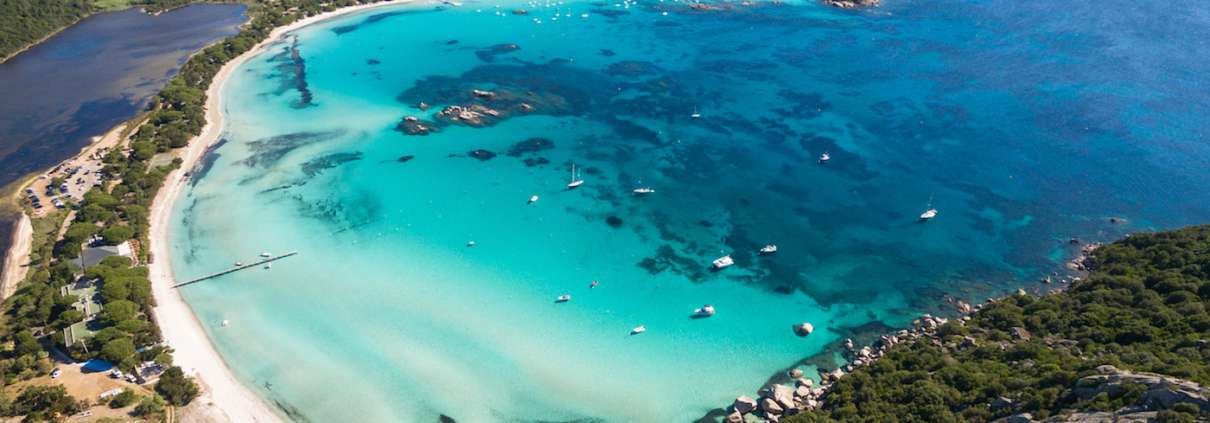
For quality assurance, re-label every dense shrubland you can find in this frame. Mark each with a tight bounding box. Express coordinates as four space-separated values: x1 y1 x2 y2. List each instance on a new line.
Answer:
787 226 1210 422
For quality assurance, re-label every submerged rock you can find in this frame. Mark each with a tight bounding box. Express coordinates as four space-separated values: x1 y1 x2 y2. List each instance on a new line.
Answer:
606 216 623 227
475 43 521 62
506 137 555 156
522 157 549 167
467 149 496 161
396 155 415 163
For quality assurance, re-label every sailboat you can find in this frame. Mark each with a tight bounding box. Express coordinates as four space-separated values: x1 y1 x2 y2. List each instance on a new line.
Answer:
567 163 584 189
690 105 701 119
633 181 655 195
919 195 938 221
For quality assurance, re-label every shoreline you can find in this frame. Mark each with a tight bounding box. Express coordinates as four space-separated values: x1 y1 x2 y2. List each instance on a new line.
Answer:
145 1 415 422
0 119 138 301
0 213 32 300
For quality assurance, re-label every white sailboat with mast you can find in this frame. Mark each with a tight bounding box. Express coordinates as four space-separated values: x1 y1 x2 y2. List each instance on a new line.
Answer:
919 195 938 221
567 163 584 189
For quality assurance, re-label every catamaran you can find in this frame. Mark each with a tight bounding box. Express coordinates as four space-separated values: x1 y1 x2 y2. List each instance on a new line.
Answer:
567 163 584 189
712 255 734 269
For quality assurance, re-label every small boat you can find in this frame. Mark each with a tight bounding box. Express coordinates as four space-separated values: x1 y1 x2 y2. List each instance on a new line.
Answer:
819 152 830 163
692 304 716 318
712 255 734 269
919 208 938 221
919 195 937 221
264 263 272 270
630 324 646 335
633 187 655 195
759 244 778 255
260 252 272 258
590 280 599 288
528 195 539 204
467 240 477 247
567 163 584 189
234 261 243 267
221 320 229 327
555 294 572 303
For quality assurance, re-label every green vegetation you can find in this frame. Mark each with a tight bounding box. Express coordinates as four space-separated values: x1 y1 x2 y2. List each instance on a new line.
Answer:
1 1 393 419
1 384 84 420
107 388 138 408
787 226 1210 422
0 0 92 61
154 366 198 406
0 0 226 63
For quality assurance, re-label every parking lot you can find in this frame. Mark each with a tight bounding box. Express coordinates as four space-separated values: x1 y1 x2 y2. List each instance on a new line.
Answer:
21 123 128 218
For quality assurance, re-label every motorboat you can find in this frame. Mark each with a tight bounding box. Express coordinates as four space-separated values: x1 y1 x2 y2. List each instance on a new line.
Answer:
529 195 539 204
555 294 571 303
819 152 830 163
759 244 778 255
630 324 646 335
712 255 734 269
692 304 716 318
633 187 655 195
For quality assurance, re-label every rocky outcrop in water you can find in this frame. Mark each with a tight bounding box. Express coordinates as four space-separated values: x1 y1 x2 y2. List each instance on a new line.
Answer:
822 0 879 8
396 116 439 135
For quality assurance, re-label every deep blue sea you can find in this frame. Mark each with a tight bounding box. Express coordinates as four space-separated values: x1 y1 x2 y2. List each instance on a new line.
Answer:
169 0 1210 421
0 4 246 276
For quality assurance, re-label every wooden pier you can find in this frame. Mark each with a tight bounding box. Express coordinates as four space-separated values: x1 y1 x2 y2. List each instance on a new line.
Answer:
173 252 298 289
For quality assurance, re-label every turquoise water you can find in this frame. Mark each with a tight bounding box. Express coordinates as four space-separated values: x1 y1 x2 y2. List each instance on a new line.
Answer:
169 1 1210 421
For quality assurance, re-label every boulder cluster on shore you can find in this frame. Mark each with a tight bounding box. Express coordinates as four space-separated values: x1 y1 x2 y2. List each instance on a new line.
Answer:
726 313 956 422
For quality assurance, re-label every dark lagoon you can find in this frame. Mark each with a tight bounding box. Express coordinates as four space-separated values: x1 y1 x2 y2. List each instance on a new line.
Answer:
0 3 246 274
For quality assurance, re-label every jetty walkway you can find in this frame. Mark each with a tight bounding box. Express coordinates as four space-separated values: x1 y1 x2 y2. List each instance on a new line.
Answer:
173 252 298 288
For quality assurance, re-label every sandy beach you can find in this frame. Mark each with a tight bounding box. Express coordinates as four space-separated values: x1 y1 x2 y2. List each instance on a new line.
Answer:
0 212 32 300
146 2 415 422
